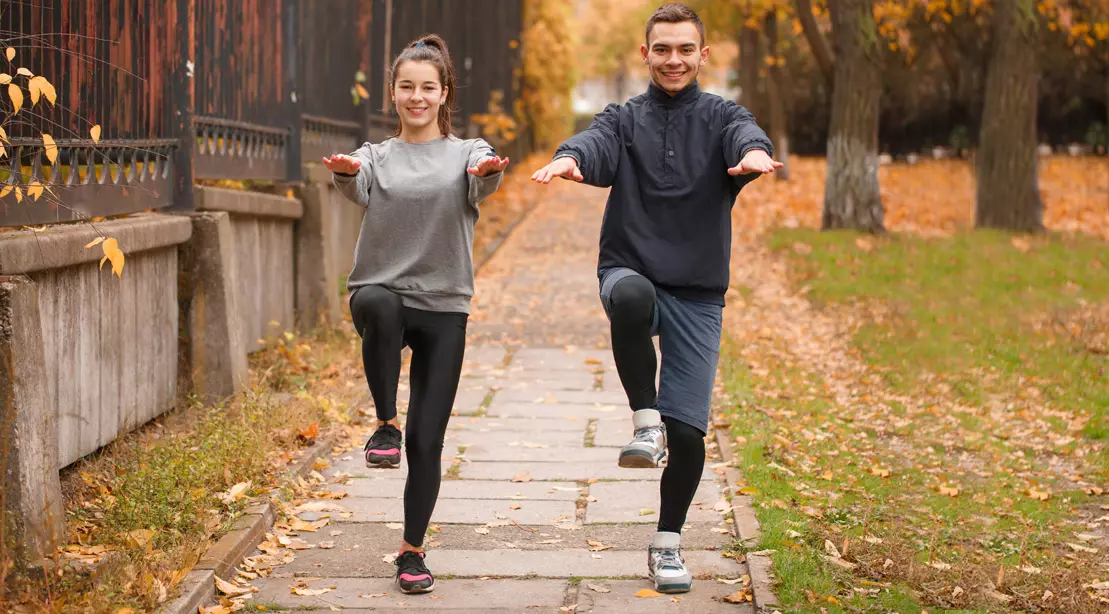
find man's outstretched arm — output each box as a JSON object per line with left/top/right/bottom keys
{"left": 721, "top": 102, "right": 781, "bottom": 186}
{"left": 532, "top": 104, "right": 622, "bottom": 187}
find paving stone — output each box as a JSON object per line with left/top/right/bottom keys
{"left": 447, "top": 416, "right": 588, "bottom": 433}
{"left": 322, "top": 458, "right": 453, "bottom": 480}
{"left": 327, "top": 497, "right": 577, "bottom": 525}
{"left": 499, "top": 369, "right": 599, "bottom": 387}
{"left": 251, "top": 577, "right": 568, "bottom": 610}
{"left": 427, "top": 549, "right": 745, "bottom": 578}
{"left": 592, "top": 418, "right": 633, "bottom": 448}
{"left": 586, "top": 481, "right": 724, "bottom": 524}
{"left": 484, "top": 401, "right": 621, "bottom": 420}
{"left": 495, "top": 388, "right": 629, "bottom": 405}
{"left": 510, "top": 348, "right": 612, "bottom": 370}
{"left": 452, "top": 386, "right": 492, "bottom": 413}
{"left": 462, "top": 345, "right": 508, "bottom": 368}
{"left": 444, "top": 428, "right": 585, "bottom": 447}
{"left": 457, "top": 461, "right": 714, "bottom": 482}
{"left": 460, "top": 444, "right": 612, "bottom": 462}
{"left": 571, "top": 580, "right": 756, "bottom": 613}
{"left": 325, "top": 479, "right": 583, "bottom": 501}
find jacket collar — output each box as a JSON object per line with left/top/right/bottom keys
{"left": 646, "top": 80, "right": 701, "bottom": 107}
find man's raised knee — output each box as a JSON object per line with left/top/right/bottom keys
{"left": 609, "top": 275, "right": 656, "bottom": 326}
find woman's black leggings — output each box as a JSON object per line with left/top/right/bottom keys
{"left": 349, "top": 285, "right": 467, "bottom": 547}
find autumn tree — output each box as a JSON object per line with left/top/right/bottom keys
{"left": 976, "top": 0, "right": 1043, "bottom": 231}
{"left": 521, "top": 0, "right": 577, "bottom": 150}
{"left": 795, "top": 0, "right": 884, "bottom": 231}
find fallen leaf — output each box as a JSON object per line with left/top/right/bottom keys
{"left": 938, "top": 485, "right": 960, "bottom": 497}
{"left": 952, "top": 586, "right": 964, "bottom": 598}
{"left": 360, "top": 593, "right": 387, "bottom": 598}
{"left": 1068, "top": 542, "right": 1098, "bottom": 554}
{"left": 312, "top": 458, "right": 332, "bottom": 471}
{"left": 824, "top": 540, "right": 842, "bottom": 559}
{"left": 636, "top": 589, "right": 662, "bottom": 598}
{"left": 318, "top": 541, "right": 335, "bottom": 549}
{"left": 587, "top": 583, "right": 611, "bottom": 593}
{"left": 474, "top": 527, "right": 490, "bottom": 535}
{"left": 638, "top": 508, "right": 656, "bottom": 516}
{"left": 511, "top": 472, "right": 533, "bottom": 483}
{"left": 509, "top": 504, "right": 521, "bottom": 510}
{"left": 292, "top": 586, "right": 333, "bottom": 596}
{"left": 1028, "top": 488, "right": 1050, "bottom": 501}
{"left": 855, "top": 237, "right": 875, "bottom": 252}
{"left": 1011, "top": 236, "right": 1031, "bottom": 252}
{"left": 587, "top": 540, "right": 613, "bottom": 552}
{"left": 215, "top": 576, "right": 252, "bottom": 597}
{"left": 723, "top": 589, "right": 753, "bottom": 603}
{"left": 928, "top": 561, "right": 952, "bottom": 570}
{"left": 386, "top": 523, "right": 404, "bottom": 530}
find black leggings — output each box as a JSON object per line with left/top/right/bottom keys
{"left": 606, "top": 276, "right": 707, "bottom": 534}
{"left": 349, "top": 285, "right": 467, "bottom": 547}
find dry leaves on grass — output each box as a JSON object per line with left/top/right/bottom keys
{"left": 733, "top": 156, "right": 1109, "bottom": 240}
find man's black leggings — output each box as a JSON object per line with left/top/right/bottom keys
{"left": 604, "top": 274, "right": 709, "bottom": 534}
{"left": 349, "top": 285, "right": 467, "bottom": 547}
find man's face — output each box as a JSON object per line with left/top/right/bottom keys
{"left": 641, "top": 21, "right": 709, "bottom": 94}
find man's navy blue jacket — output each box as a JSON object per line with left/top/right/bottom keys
{"left": 554, "top": 81, "right": 773, "bottom": 306}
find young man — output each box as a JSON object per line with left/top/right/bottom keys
{"left": 531, "top": 3, "right": 780, "bottom": 594}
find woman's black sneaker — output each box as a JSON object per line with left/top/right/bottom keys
{"left": 364, "top": 423, "right": 402, "bottom": 468}
{"left": 394, "top": 550, "right": 435, "bottom": 594}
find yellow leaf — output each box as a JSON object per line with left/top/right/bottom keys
{"left": 0, "top": 74, "right": 9, "bottom": 85}
{"left": 124, "top": 528, "right": 155, "bottom": 549}
{"left": 5, "top": 48, "right": 14, "bottom": 61}
{"left": 636, "top": 589, "right": 663, "bottom": 598}
{"left": 0, "top": 144, "right": 5, "bottom": 158}
{"left": 28, "top": 75, "right": 46, "bottom": 105}
{"left": 312, "top": 457, "right": 331, "bottom": 471}
{"left": 16, "top": 67, "right": 32, "bottom": 78}
{"left": 115, "top": 609, "right": 136, "bottom": 614}
{"left": 42, "top": 133, "right": 57, "bottom": 163}
{"left": 215, "top": 575, "right": 252, "bottom": 596}
{"left": 100, "top": 254, "right": 108, "bottom": 270}
{"left": 13, "top": 186, "right": 21, "bottom": 203}
{"left": 91, "top": 124, "right": 101, "bottom": 144}
{"left": 938, "top": 485, "right": 960, "bottom": 497}
{"left": 292, "top": 586, "right": 334, "bottom": 596}
{"left": 355, "top": 83, "right": 369, "bottom": 99}
{"left": 8, "top": 83, "right": 22, "bottom": 114}
{"left": 0, "top": 185, "right": 11, "bottom": 198}
{"left": 1028, "top": 488, "right": 1050, "bottom": 501}
{"left": 38, "top": 76, "right": 55, "bottom": 105}
{"left": 0, "top": 125, "right": 7, "bottom": 142}
{"left": 85, "top": 236, "right": 105, "bottom": 249}
{"left": 26, "top": 181, "right": 42, "bottom": 201}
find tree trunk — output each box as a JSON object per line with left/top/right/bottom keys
{"left": 795, "top": 0, "right": 835, "bottom": 88}
{"left": 823, "top": 0, "right": 884, "bottom": 232}
{"left": 976, "top": 0, "right": 1042, "bottom": 231}
{"left": 765, "top": 12, "right": 790, "bottom": 180}
{"left": 739, "top": 26, "right": 761, "bottom": 119}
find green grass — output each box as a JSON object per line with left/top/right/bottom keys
{"left": 768, "top": 229, "right": 1109, "bottom": 443}
{"left": 716, "top": 229, "right": 1109, "bottom": 612}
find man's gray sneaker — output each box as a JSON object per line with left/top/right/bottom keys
{"left": 619, "top": 408, "right": 667, "bottom": 468}
{"left": 648, "top": 531, "right": 692, "bottom": 593}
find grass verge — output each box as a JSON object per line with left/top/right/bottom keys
{"left": 718, "top": 230, "right": 1109, "bottom": 612}
{"left": 8, "top": 326, "right": 365, "bottom": 612}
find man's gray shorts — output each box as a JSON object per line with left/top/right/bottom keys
{"left": 598, "top": 267, "right": 723, "bottom": 434}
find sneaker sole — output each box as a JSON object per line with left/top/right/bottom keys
{"left": 397, "top": 579, "right": 436, "bottom": 594}
{"left": 654, "top": 581, "right": 692, "bottom": 594}
{"left": 619, "top": 449, "right": 664, "bottom": 468}
{"left": 366, "top": 455, "right": 401, "bottom": 468}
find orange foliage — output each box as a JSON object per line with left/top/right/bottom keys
{"left": 734, "top": 156, "right": 1109, "bottom": 239}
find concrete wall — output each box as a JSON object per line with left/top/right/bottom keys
{"left": 314, "top": 166, "right": 365, "bottom": 296}
{"left": 0, "top": 214, "right": 191, "bottom": 468}
{"left": 196, "top": 187, "right": 303, "bottom": 352}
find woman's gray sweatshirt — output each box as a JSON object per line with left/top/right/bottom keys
{"left": 333, "top": 136, "right": 503, "bottom": 314}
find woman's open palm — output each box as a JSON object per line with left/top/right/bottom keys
{"left": 323, "top": 153, "right": 361, "bottom": 175}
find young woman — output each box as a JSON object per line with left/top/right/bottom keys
{"left": 324, "top": 34, "right": 509, "bottom": 594}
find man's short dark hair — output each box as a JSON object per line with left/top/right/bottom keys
{"left": 645, "top": 3, "right": 706, "bottom": 46}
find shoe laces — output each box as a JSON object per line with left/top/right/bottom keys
{"left": 367, "top": 423, "right": 401, "bottom": 449}
{"left": 652, "top": 547, "right": 684, "bottom": 570}
{"left": 395, "top": 550, "right": 428, "bottom": 574}
{"left": 633, "top": 424, "right": 662, "bottom": 444}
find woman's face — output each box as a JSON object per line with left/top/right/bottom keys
{"left": 391, "top": 61, "right": 446, "bottom": 132}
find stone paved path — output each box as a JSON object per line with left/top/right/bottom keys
{"left": 236, "top": 182, "right": 754, "bottom": 612}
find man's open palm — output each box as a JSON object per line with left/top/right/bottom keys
{"left": 531, "top": 157, "right": 584, "bottom": 184}
{"left": 728, "top": 149, "right": 783, "bottom": 176}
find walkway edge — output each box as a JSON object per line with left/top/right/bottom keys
{"left": 713, "top": 426, "right": 782, "bottom": 613}
{"left": 158, "top": 432, "right": 337, "bottom": 614}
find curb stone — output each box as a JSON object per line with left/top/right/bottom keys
{"left": 158, "top": 432, "right": 338, "bottom": 614}
{"left": 713, "top": 426, "right": 781, "bottom": 613}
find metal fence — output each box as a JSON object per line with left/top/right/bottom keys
{"left": 0, "top": 0, "right": 526, "bottom": 227}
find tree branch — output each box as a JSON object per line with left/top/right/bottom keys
{"left": 795, "top": 0, "right": 835, "bottom": 88}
